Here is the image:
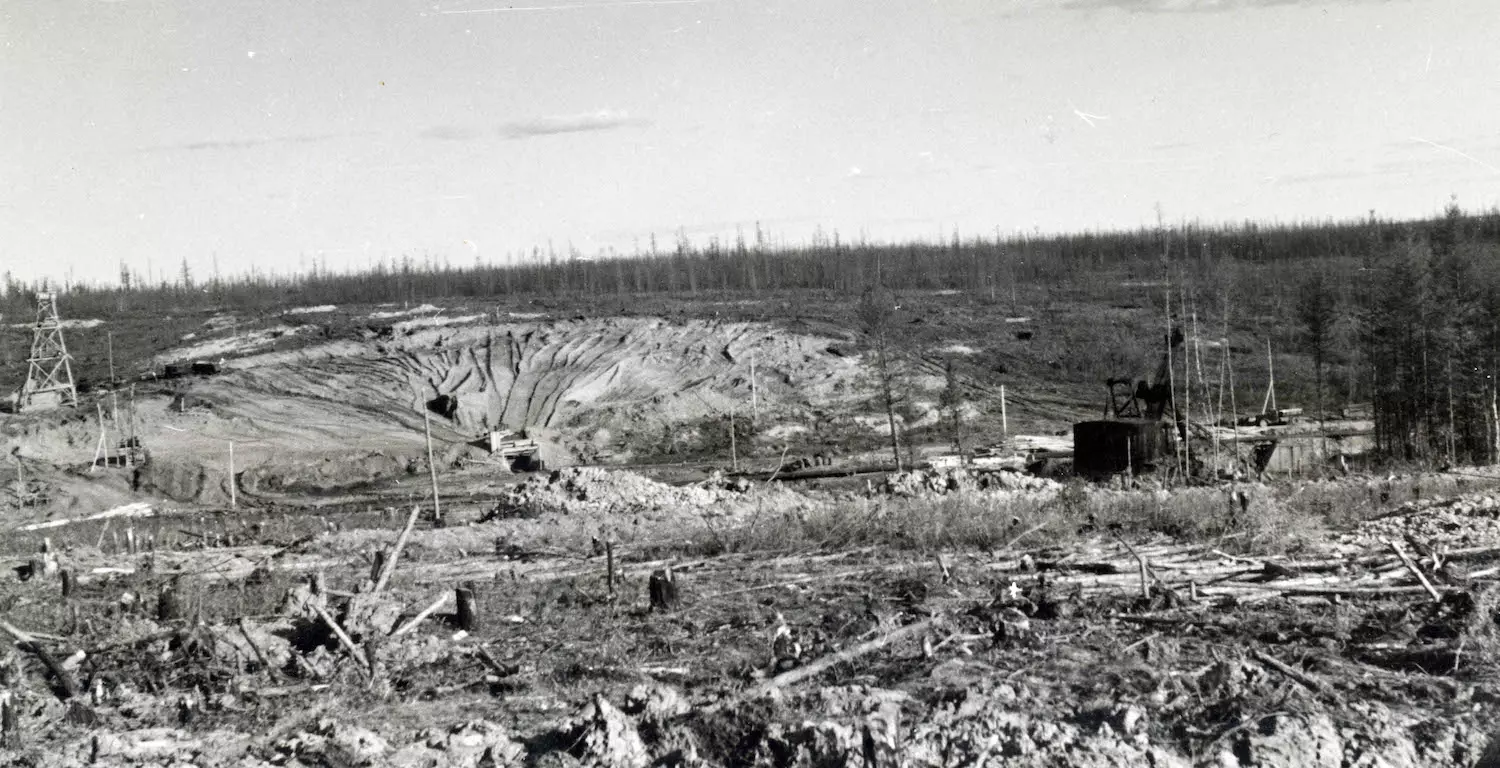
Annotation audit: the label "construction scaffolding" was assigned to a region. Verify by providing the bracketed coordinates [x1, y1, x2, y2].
[20, 292, 79, 412]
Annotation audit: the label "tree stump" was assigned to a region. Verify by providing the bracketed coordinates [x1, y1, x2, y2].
[157, 581, 183, 622]
[60, 569, 76, 600]
[0, 690, 16, 748]
[455, 584, 481, 632]
[369, 549, 388, 585]
[649, 568, 680, 612]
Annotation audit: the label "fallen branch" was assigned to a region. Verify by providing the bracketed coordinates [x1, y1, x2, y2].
[473, 644, 519, 677]
[1250, 649, 1332, 695]
[1204, 584, 1434, 598]
[241, 684, 332, 698]
[710, 616, 941, 712]
[703, 564, 907, 600]
[1112, 613, 1235, 630]
[1385, 539, 1443, 601]
[237, 618, 282, 681]
[639, 665, 691, 677]
[391, 593, 451, 637]
[1122, 632, 1161, 654]
[308, 602, 371, 677]
[1210, 549, 1261, 566]
[17, 641, 81, 700]
[1108, 530, 1156, 599]
[1002, 521, 1051, 551]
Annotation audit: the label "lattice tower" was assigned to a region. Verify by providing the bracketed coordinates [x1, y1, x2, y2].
[20, 292, 78, 411]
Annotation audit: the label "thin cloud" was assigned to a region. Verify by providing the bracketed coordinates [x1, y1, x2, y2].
[1060, 0, 1387, 12]
[421, 125, 482, 141]
[499, 110, 645, 140]
[145, 132, 357, 152]
[441, 0, 702, 12]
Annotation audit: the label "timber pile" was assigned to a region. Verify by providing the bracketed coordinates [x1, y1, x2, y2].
[981, 537, 1499, 603]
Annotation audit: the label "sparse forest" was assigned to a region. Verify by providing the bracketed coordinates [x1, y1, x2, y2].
[6, 204, 1500, 466]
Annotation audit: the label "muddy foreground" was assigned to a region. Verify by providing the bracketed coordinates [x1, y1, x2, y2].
[0, 467, 1498, 767]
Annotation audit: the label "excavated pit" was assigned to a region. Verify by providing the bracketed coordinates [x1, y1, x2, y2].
[4, 316, 875, 507]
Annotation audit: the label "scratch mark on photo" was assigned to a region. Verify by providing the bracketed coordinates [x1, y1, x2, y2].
[1069, 100, 1109, 128]
[1411, 136, 1500, 176]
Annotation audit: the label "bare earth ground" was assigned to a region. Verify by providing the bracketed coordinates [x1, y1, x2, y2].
[0, 305, 1498, 765]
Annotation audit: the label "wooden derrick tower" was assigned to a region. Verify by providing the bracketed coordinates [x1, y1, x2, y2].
[20, 293, 78, 412]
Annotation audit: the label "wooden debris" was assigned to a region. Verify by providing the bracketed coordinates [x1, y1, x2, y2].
[308, 601, 372, 677]
[391, 592, 451, 637]
[372, 505, 421, 593]
[1250, 649, 1333, 696]
[455, 584, 481, 632]
[1110, 529, 1155, 599]
[473, 643, 520, 678]
[605, 540, 616, 597]
[17, 640, 81, 700]
[157, 580, 183, 622]
[92, 731, 204, 763]
[712, 615, 942, 712]
[1385, 539, 1443, 601]
[237, 618, 282, 682]
[0, 690, 16, 748]
[369, 549, 388, 586]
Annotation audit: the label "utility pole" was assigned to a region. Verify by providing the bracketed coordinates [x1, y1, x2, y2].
[229, 441, 237, 509]
[1263, 339, 1277, 416]
[750, 354, 758, 424]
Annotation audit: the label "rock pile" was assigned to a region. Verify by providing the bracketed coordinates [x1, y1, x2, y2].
[881, 468, 1061, 497]
[495, 467, 734, 521]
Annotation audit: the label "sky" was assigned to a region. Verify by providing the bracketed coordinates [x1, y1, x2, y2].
[3, 0, 1498, 284]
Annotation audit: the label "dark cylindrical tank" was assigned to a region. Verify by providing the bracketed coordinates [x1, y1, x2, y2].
[1073, 419, 1171, 478]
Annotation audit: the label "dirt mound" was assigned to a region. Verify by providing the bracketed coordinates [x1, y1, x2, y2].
[882, 467, 1061, 497]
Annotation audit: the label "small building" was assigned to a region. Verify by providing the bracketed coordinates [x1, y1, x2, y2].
[1073, 419, 1173, 478]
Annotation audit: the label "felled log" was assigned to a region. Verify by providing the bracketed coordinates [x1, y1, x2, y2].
[1349, 642, 1460, 675]
[17, 641, 81, 700]
[91, 730, 204, 763]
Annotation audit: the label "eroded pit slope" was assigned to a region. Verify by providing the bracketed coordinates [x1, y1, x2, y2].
[4, 316, 869, 507]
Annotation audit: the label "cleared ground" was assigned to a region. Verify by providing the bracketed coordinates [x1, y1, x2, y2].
[0, 298, 1497, 766]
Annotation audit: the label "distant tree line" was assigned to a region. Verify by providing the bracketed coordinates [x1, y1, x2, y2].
[5, 208, 1500, 321]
